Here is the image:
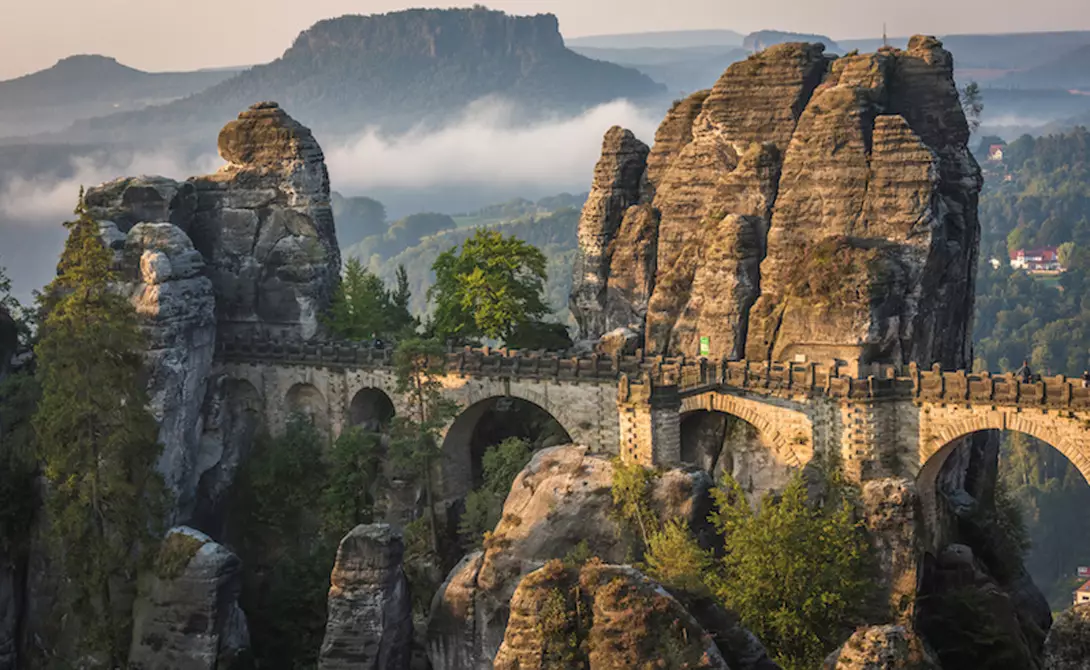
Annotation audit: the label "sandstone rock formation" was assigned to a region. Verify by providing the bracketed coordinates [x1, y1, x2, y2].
[570, 37, 981, 370]
[427, 445, 713, 669]
[823, 625, 939, 669]
[129, 527, 249, 669]
[319, 524, 412, 670]
[1044, 603, 1090, 669]
[494, 560, 730, 670]
[100, 221, 217, 522]
[79, 101, 341, 525]
[190, 102, 340, 342]
[862, 478, 921, 622]
[916, 433, 1052, 669]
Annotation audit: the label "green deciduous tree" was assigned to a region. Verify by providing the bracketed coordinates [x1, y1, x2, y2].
[32, 195, 166, 664]
[428, 229, 551, 344]
[326, 258, 416, 341]
[706, 470, 876, 670]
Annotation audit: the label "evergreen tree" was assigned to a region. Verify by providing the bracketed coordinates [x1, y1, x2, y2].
[327, 258, 417, 341]
[32, 194, 165, 663]
[321, 426, 384, 539]
[428, 229, 551, 344]
[389, 337, 458, 553]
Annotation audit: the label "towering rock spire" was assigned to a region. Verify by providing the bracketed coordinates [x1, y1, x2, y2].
[570, 37, 981, 370]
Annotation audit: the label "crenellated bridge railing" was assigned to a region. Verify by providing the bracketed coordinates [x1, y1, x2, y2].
[215, 336, 1090, 409]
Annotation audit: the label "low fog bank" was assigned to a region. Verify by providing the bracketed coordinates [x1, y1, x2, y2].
[0, 99, 660, 300]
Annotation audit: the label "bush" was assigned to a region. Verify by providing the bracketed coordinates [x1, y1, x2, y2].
[706, 470, 878, 670]
[458, 437, 532, 548]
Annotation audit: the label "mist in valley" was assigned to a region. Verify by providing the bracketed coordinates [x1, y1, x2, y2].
[0, 98, 660, 301]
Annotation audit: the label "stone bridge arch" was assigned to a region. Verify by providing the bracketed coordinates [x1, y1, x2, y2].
[436, 379, 598, 501]
[679, 391, 814, 469]
[917, 404, 1090, 485]
[285, 382, 330, 439]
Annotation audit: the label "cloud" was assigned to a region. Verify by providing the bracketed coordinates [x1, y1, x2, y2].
[0, 150, 221, 223]
[325, 98, 661, 194]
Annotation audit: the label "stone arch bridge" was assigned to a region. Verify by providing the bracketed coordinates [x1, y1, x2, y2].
[217, 337, 1090, 500]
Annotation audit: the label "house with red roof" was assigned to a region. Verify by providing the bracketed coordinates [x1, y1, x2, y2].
[1010, 247, 1063, 273]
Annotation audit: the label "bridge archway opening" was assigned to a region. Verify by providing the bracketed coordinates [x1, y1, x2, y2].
[349, 388, 395, 432]
[441, 396, 572, 500]
[680, 410, 797, 501]
[918, 428, 1090, 613]
[285, 382, 330, 438]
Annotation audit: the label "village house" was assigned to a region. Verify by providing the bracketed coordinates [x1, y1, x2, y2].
[1010, 247, 1064, 273]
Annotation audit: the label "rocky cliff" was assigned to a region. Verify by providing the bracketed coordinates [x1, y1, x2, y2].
[13, 102, 340, 667]
[571, 37, 981, 370]
[81, 102, 339, 524]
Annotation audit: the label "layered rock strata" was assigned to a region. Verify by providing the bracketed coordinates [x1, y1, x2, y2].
[427, 445, 715, 670]
[189, 102, 340, 341]
[570, 37, 981, 369]
[128, 527, 250, 669]
[319, 524, 412, 670]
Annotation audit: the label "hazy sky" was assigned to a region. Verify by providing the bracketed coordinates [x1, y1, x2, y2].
[3, 0, 1090, 80]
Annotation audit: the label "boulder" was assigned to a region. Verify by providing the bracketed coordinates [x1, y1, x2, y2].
[427, 445, 713, 669]
[823, 625, 939, 669]
[319, 524, 412, 670]
[129, 527, 249, 670]
[1045, 603, 1090, 669]
[494, 561, 730, 670]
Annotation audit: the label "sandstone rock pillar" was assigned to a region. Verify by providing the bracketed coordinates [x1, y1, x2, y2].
[319, 524, 412, 670]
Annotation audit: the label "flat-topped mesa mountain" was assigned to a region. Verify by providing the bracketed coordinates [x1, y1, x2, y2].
[77, 7, 665, 142]
[571, 36, 982, 371]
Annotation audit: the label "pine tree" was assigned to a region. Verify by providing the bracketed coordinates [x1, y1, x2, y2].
[326, 258, 417, 341]
[33, 193, 165, 663]
[389, 337, 458, 553]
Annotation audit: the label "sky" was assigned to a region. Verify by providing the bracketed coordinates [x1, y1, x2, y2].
[3, 0, 1090, 80]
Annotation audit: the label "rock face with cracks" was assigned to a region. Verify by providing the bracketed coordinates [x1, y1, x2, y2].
[427, 445, 714, 670]
[570, 37, 981, 370]
[128, 527, 250, 670]
[319, 524, 413, 670]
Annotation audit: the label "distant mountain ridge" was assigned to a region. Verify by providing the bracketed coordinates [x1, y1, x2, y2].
[0, 55, 235, 137]
[72, 7, 665, 143]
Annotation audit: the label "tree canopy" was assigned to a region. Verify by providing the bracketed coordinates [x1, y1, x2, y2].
[326, 257, 415, 341]
[428, 228, 551, 345]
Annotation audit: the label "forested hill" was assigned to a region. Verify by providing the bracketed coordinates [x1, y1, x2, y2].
[75, 8, 665, 142]
[974, 127, 1090, 377]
